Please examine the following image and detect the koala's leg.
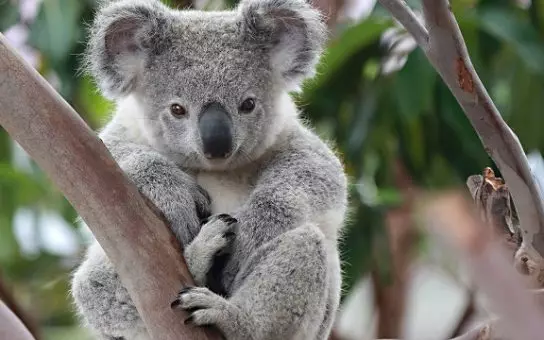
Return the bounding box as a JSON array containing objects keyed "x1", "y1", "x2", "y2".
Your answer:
[
  {"x1": 71, "y1": 242, "x2": 150, "y2": 340},
  {"x1": 174, "y1": 224, "x2": 331, "y2": 340},
  {"x1": 316, "y1": 244, "x2": 342, "y2": 339}
]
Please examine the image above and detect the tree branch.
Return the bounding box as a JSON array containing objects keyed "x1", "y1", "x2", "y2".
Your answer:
[
  {"x1": 0, "y1": 273, "x2": 40, "y2": 340},
  {"x1": 0, "y1": 34, "x2": 220, "y2": 340},
  {"x1": 0, "y1": 301, "x2": 35, "y2": 340},
  {"x1": 377, "y1": 0, "x2": 429, "y2": 47},
  {"x1": 377, "y1": 0, "x2": 544, "y2": 261},
  {"x1": 423, "y1": 193, "x2": 544, "y2": 340}
]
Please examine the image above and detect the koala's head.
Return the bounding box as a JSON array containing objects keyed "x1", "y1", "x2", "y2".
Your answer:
[{"x1": 87, "y1": 0, "x2": 326, "y2": 170}]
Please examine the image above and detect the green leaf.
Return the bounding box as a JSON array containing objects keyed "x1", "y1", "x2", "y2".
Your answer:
[
  {"x1": 0, "y1": 215, "x2": 18, "y2": 263},
  {"x1": 0, "y1": 1, "x2": 19, "y2": 31},
  {"x1": 28, "y1": 0, "x2": 84, "y2": 66},
  {"x1": 393, "y1": 48, "x2": 437, "y2": 120},
  {"x1": 76, "y1": 76, "x2": 113, "y2": 129},
  {"x1": 305, "y1": 16, "x2": 391, "y2": 93},
  {"x1": 478, "y1": 7, "x2": 544, "y2": 74}
]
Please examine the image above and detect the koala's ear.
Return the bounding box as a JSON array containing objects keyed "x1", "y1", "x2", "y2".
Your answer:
[
  {"x1": 238, "y1": 0, "x2": 327, "y2": 89},
  {"x1": 86, "y1": 0, "x2": 172, "y2": 99}
]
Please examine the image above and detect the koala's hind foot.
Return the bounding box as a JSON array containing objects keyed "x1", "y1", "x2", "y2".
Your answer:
[
  {"x1": 184, "y1": 214, "x2": 237, "y2": 292},
  {"x1": 172, "y1": 286, "x2": 252, "y2": 339}
]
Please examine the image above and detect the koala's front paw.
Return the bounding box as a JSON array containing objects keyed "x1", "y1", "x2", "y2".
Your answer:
[{"x1": 184, "y1": 214, "x2": 237, "y2": 289}]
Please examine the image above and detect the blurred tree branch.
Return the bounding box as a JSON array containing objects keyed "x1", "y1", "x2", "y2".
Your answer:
[
  {"x1": 0, "y1": 300, "x2": 35, "y2": 340},
  {"x1": 377, "y1": 0, "x2": 544, "y2": 263},
  {"x1": 422, "y1": 193, "x2": 544, "y2": 340},
  {"x1": 311, "y1": 0, "x2": 345, "y2": 28},
  {"x1": 0, "y1": 274, "x2": 40, "y2": 340},
  {"x1": 372, "y1": 161, "x2": 416, "y2": 338},
  {"x1": 0, "y1": 34, "x2": 220, "y2": 340}
]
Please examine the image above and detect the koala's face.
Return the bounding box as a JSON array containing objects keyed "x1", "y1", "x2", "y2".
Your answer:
[{"x1": 88, "y1": 0, "x2": 325, "y2": 170}]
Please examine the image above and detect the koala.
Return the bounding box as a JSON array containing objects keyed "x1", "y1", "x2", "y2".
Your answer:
[{"x1": 70, "y1": 0, "x2": 348, "y2": 340}]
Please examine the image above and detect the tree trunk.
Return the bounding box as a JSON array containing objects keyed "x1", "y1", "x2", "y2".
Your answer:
[{"x1": 0, "y1": 34, "x2": 221, "y2": 340}]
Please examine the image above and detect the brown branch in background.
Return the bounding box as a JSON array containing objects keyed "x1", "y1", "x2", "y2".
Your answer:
[
  {"x1": 0, "y1": 274, "x2": 40, "y2": 340},
  {"x1": 0, "y1": 34, "x2": 220, "y2": 340},
  {"x1": 372, "y1": 161, "x2": 416, "y2": 338},
  {"x1": 422, "y1": 193, "x2": 544, "y2": 340},
  {"x1": 0, "y1": 300, "x2": 35, "y2": 340},
  {"x1": 377, "y1": 0, "x2": 544, "y2": 262}
]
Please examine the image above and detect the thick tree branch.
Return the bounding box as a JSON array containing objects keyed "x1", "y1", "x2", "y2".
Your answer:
[
  {"x1": 377, "y1": 0, "x2": 544, "y2": 261},
  {"x1": 0, "y1": 301, "x2": 35, "y2": 340},
  {"x1": 0, "y1": 34, "x2": 220, "y2": 340}
]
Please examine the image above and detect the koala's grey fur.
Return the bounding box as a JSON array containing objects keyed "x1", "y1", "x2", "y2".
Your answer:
[{"x1": 70, "y1": 0, "x2": 348, "y2": 339}]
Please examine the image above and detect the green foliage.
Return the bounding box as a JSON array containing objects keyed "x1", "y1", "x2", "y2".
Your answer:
[
  {"x1": 0, "y1": 1, "x2": 19, "y2": 31},
  {"x1": 1, "y1": 0, "x2": 544, "y2": 336}
]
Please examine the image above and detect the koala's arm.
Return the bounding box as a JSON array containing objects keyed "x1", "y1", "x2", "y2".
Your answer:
[
  {"x1": 238, "y1": 132, "x2": 347, "y2": 247},
  {"x1": 100, "y1": 123, "x2": 210, "y2": 245},
  {"x1": 71, "y1": 123, "x2": 210, "y2": 340}
]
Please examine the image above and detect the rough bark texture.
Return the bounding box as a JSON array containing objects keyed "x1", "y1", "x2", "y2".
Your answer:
[
  {"x1": 467, "y1": 168, "x2": 522, "y2": 259},
  {"x1": 0, "y1": 301, "x2": 35, "y2": 340},
  {"x1": 0, "y1": 34, "x2": 220, "y2": 340}
]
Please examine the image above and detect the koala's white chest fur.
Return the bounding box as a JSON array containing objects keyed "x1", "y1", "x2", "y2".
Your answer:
[{"x1": 196, "y1": 171, "x2": 253, "y2": 214}]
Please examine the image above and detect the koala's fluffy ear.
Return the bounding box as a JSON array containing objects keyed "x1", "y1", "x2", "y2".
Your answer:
[
  {"x1": 87, "y1": 0, "x2": 171, "y2": 99},
  {"x1": 238, "y1": 0, "x2": 327, "y2": 89}
]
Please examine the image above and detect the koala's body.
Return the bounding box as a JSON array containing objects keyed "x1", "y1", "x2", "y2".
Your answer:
[{"x1": 70, "y1": 1, "x2": 348, "y2": 340}]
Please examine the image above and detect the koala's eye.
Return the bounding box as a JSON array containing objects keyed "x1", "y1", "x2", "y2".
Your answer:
[
  {"x1": 170, "y1": 103, "x2": 187, "y2": 118},
  {"x1": 239, "y1": 98, "x2": 256, "y2": 114}
]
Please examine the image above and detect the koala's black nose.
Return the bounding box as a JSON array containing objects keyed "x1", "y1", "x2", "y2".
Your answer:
[{"x1": 199, "y1": 102, "x2": 233, "y2": 159}]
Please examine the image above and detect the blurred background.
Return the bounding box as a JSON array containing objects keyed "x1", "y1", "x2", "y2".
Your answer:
[{"x1": 1, "y1": 0, "x2": 544, "y2": 339}]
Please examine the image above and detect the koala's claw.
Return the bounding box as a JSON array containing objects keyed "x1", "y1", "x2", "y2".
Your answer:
[
  {"x1": 184, "y1": 314, "x2": 194, "y2": 325},
  {"x1": 212, "y1": 213, "x2": 238, "y2": 225}
]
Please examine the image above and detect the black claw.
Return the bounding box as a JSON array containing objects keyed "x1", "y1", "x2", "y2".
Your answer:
[
  {"x1": 184, "y1": 315, "x2": 194, "y2": 325},
  {"x1": 179, "y1": 286, "x2": 194, "y2": 295},
  {"x1": 170, "y1": 299, "x2": 181, "y2": 309}
]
